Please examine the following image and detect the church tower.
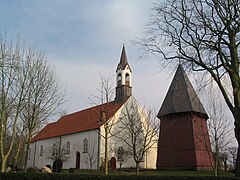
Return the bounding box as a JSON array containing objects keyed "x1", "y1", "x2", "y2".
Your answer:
[
  {"x1": 156, "y1": 65, "x2": 212, "y2": 170},
  {"x1": 115, "y1": 45, "x2": 132, "y2": 103}
]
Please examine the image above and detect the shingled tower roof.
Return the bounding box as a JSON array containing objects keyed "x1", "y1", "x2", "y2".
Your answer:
[
  {"x1": 157, "y1": 65, "x2": 208, "y2": 118},
  {"x1": 116, "y1": 45, "x2": 132, "y2": 72}
]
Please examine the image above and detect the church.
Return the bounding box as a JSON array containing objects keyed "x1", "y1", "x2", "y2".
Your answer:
[{"x1": 27, "y1": 46, "x2": 158, "y2": 170}]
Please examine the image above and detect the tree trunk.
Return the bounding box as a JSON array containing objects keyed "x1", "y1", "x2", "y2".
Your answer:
[
  {"x1": 235, "y1": 118, "x2": 240, "y2": 177},
  {"x1": 13, "y1": 138, "x2": 23, "y2": 169},
  {"x1": 1, "y1": 156, "x2": 7, "y2": 172},
  {"x1": 214, "y1": 156, "x2": 219, "y2": 177},
  {"x1": 24, "y1": 140, "x2": 31, "y2": 172},
  {"x1": 105, "y1": 127, "x2": 108, "y2": 175},
  {"x1": 234, "y1": 112, "x2": 240, "y2": 177},
  {"x1": 236, "y1": 144, "x2": 240, "y2": 176},
  {"x1": 136, "y1": 162, "x2": 140, "y2": 175},
  {"x1": 214, "y1": 141, "x2": 219, "y2": 177}
]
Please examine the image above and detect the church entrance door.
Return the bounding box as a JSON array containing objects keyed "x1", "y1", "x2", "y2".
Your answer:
[
  {"x1": 109, "y1": 157, "x2": 116, "y2": 170},
  {"x1": 76, "y1": 152, "x2": 80, "y2": 169}
]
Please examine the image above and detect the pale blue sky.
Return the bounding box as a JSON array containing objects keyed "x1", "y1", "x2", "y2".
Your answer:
[{"x1": 0, "y1": 0, "x2": 173, "y2": 114}]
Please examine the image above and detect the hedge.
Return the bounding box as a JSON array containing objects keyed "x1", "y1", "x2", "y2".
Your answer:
[{"x1": 0, "y1": 173, "x2": 240, "y2": 180}]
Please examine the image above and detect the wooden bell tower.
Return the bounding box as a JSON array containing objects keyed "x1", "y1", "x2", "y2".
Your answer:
[{"x1": 156, "y1": 65, "x2": 213, "y2": 170}]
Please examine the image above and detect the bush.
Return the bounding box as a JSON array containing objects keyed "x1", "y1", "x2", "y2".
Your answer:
[
  {"x1": 69, "y1": 168, "x2": 75, "y2": 173},
  {"x1": 52, "y1": 158, "x2": 63, "y2": 173},
  {"x1": 26, "y1": 167, "x2": 40, "y2": 173}
]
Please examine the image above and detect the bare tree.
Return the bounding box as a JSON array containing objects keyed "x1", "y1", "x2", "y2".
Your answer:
[
  {"x1": 194, "y1": 88, "x2": 235, "y2": 176},
  {"x1": 0, "y1": 34, "x2": 29, "y2": 172},
  {"x1": 0, "y1": 33, "x2": 65, "y2": 172},
  {"x1": 47, "y1": 140, "x2": 70, "y2": 173},
  {"x1": 116, "y1": 101, "x2": 159, "y2": 175},
  {"x1": 48, "y1": 140, "x2": 69, "y2": 161},
  {"x1": 207, "y1": 89, "x2": 235, "y2": 176},
  {"x1": 88, "y1": 73, "x2": 116, "y2": 175},
  {"x1": 139, "y1": 0, "x2": 240, "y2": 176},
  {"x1": 113, "y1": 146, "x2": 131, "y2": 171},
  {"x1": 81, "y1": 141, "x2": 98, "y2": 170},
  {"x1": 11, "y1": 123, "x2": 27, "y2": 169},
  {"x1": 21, "y1": 54, "x2": 65, "y2": 171}
]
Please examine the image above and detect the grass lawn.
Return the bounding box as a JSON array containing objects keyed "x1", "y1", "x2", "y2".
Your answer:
[{"x1": 61, "y1": 169, "x2": 235, "y2": 177}]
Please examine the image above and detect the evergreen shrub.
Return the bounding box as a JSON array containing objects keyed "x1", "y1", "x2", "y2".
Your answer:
[{"x1": 52, "y1": 158, "x2": 63, "y2": 172}]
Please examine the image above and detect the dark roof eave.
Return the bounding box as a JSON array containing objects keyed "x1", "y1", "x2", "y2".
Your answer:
[{"x1": 157, "y1": 111, "x2": 209, "y2": 120}]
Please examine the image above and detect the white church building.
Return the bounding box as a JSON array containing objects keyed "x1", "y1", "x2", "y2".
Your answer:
[{"x1": 28, "y1": 46, "x2": 157, "y2": 170}]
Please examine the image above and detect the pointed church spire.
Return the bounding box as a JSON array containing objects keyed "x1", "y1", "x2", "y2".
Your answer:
[
  {"x1": 158, "y1": 65, "x2": 208, "y2": 118},
  {"x1": 120, "y1": 44, "x2": 128, "y2": 68},
  {"x1": 116, "y1": 45, "x2": 132, "y2": 72}
]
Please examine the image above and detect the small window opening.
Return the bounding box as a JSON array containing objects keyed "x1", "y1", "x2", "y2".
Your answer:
[
  {"x1": 40, "y1": 145, "x2": 43, "y2": 156},
  {"x1": 118, "y1": 73, "x2": 122, "y2": 86},
  {"x1": 125, "y1": 73, "x2": 130, "y2": 86},
  {"x1": 83, "y1": 139, "x2": 88, "y2": 153},
  {"x1": 66, "y1": 141, "x2": 70, "y2": 154}
]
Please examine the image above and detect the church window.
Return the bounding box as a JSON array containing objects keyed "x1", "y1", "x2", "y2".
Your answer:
[
  {"x1": 83, "y1": 138, "x2": 88, "y2": 153},
  {"x1": 52, "y1": 143, "x2": 57, "y2": 156},
  {"x1": 117, "y1": 146, "x2": 124, "y2": 161},
  {"x1": 125, "y1": 73, "x2": 130, "y2": 86},
  {"x1": 66, "y1": 141, "x2": 70, "y2": 154},
  {"x1": 118, "y1": 73, "x2": 122, "y2": 86},
  {"x1": 40, "y1": 145, "x2": 43, "y2": 156}
]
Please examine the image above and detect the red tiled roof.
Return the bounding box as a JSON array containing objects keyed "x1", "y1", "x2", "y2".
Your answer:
[{"x1": 32, "y1": 100, "x2": 126, "y2": 142}]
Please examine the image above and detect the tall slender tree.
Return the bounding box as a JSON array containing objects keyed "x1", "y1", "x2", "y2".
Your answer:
[
  {"x1": 88, "y1": 74, "x2": 115, "y2": 175},
  {"x1": 207, "y1": 89, "x2": 235, "y2": 176},
  {"x1": 0, "y1": 33, "x2": 65, "y2": 172},
  {"x1": 0, "y1": 34, "x2": 28, "y2": 172},
  {"x1": 21, "y1": 52, "x2": 65, "y2": 171}
]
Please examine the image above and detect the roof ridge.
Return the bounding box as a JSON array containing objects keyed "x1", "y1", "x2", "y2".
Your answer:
[{"x1": 63, "y1": 100, "x2": 116, "y2": 118}]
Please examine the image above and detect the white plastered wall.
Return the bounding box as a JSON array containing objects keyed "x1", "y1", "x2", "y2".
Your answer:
[
  {"x1": 28, "y1": 129, "x2": 100, "y2": 169},
  {"x1": 99, "y1": 96, "x2": 157, "y2": 169}
]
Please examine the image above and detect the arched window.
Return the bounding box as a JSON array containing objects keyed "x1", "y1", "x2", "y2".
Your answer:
[
  {"x1": 125, "y1": 73, "x2": 130, "y2": 86},
  {"x1": 117, "y1": 146, "x2": 124, "y2": 161},
  {"x1": 66, "y1": 141, "x2": 70, "y2": 154},
  {"x1": 83, "y1": 139, "x2": 88, "y2": 153},
  {"x1": 52, "y1": 143, "x2": 57, "y2": 155},
  {"x1": 40, "y1": 145, "x2": 43, "y2": 156},
  {"x1": 117, "y1": 73, "x2": 122, "y2": 86}
]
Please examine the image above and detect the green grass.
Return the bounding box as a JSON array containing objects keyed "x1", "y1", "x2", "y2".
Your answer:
[{"x1": 61, "y1": 169, "x2": 235, "y2": 177}]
